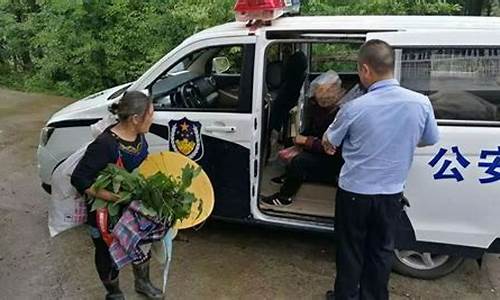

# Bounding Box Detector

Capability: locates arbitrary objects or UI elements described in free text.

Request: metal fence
[401,48,500,83]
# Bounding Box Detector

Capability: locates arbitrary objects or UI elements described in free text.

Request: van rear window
[400,48,500,122]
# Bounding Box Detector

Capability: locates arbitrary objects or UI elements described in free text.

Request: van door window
[150,44,254,113]
[311,43,359,74]
[400,48,500,122]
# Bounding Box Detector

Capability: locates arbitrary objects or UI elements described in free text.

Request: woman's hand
[294,135,308,146]
[85,187,120,202]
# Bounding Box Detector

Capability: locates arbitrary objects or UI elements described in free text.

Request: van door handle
[205,126,237,133]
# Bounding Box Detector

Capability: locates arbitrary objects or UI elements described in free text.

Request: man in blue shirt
[323,40,439,300]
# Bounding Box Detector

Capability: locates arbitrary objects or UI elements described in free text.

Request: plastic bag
[309,70,345,105]
[48,114,118,237]
[338,83,365,106]
[151,228,178,293]
[278,145,302,164]
[90,114,117,137]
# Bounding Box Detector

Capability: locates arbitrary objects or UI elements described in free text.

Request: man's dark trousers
[334,188,404,300]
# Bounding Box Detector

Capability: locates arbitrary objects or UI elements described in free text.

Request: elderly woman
[262,71,346,206]
[71,91,162,300]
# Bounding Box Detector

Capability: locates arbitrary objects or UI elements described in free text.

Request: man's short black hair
[358,39,395,75]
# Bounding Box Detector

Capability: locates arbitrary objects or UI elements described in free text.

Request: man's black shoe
[260,193,292,206]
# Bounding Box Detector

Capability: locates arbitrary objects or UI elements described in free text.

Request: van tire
[392,250,464,280]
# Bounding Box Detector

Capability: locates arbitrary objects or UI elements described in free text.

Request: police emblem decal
[168,117,204,161]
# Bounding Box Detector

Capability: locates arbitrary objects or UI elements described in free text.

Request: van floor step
[260,164,336,218]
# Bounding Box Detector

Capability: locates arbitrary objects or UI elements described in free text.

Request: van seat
[266,61,283,100]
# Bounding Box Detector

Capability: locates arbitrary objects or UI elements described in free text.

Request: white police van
[37,11,500,279]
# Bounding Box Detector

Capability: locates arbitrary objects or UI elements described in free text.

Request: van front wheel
[393,250,464,279]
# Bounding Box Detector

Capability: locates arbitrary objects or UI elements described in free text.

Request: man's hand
[294,135,308,146]
[322,133,336,156]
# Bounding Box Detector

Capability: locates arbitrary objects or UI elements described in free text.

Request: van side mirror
[212,57,231,74]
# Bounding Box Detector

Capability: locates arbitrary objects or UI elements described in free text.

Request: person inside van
[262,71,345,206]
[71,91,162,300]
[268,50,308,161]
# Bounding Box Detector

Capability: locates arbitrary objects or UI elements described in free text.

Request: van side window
[400,48,500,122]
[150,44,254,113]
[311,43,359,73]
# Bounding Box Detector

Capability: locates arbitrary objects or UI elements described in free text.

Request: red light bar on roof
[234,0,285,22]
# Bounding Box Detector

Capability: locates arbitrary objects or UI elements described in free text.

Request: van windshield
[107,84,132,100]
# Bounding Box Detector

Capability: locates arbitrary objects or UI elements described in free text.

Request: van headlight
[40,127,55,146]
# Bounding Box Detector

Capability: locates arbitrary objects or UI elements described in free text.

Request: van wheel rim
[394,250,450,270]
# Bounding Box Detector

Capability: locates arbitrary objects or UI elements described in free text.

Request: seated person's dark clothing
[264,101,343,206]
[280,151,342,197]
[301,102,340,153]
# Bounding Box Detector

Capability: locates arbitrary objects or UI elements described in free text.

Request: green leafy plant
[90,163,203,226]
[91,164,146,223]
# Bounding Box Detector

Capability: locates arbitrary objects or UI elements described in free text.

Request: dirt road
[1,87,499,299]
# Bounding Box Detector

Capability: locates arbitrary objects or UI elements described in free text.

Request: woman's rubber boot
[133,261,163,299]
[102,277,125,300]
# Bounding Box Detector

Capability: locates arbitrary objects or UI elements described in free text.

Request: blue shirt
[326,79,439,195]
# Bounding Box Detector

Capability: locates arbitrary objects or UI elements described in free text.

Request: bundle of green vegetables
[90,164,203,225]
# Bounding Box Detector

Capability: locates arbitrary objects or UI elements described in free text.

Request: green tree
[0,0,39,72]
[2,0,497,97]
[446,0,500,15]
[24,0,236,97]
[302,0,461,15]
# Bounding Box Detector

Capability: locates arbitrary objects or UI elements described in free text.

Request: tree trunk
[20,51,33,72]
[465,0,486,15]
[485,0,493,16]
[25,0,40,13]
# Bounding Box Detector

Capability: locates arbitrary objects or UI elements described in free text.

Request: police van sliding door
[368,31,500,249]
[144,37,257,220]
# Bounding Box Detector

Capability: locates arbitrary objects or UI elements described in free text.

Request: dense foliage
[91,163,202,225]
[0,0,498,98]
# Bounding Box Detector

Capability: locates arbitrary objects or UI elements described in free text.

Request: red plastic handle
[96,208,114,247]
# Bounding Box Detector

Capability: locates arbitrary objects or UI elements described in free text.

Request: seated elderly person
[262,71,346,206]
